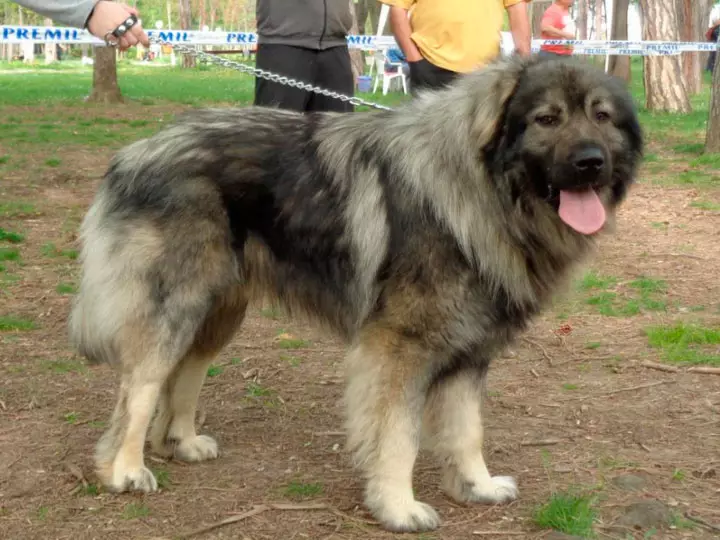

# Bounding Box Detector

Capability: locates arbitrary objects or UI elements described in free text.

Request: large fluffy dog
[69,55,642,532]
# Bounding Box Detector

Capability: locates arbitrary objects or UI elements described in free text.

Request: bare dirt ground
[1,105,719,540]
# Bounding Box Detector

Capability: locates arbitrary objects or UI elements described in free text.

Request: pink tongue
[558,188,606,235]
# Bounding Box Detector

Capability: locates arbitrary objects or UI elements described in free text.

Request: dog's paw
[371,499,442,533]
[445,473,519,504]
[108,465,158,493]
[174,435,219,462]
[465,476,519,504]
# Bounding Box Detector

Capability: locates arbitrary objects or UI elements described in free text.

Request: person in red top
[539,0,576,57]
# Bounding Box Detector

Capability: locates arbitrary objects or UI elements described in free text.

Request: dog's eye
[595,111,611,123]
[535,115,559,127]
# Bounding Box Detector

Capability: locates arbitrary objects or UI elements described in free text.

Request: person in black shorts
[254,0,355,113]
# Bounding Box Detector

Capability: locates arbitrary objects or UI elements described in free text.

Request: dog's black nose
[572,147,605,173]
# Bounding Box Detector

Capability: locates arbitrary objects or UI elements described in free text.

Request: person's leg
[409,58,458,95]
[254,44,313,111]
[309,45,355,113]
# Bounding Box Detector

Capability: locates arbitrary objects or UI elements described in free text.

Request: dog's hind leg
[96,342,176,493]
[344,329,440,533]
[422,363,518,505]
[150,289,248,462]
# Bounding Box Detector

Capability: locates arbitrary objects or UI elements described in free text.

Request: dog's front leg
[343,332,440,533]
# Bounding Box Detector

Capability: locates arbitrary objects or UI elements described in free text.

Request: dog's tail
[68,182,163,365]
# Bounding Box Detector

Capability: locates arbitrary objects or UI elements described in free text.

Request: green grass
[0,202,37,218]
[121,502,150,520]
[0,316,36,331]
[206,364,224,377]
[577,270,618,291]
[277,337,311,349]
[246,381,273,398]
[282,480,324,499]
[275,329,311,350]
[0,228,24,244]
[645,323,720,366]
[41,358,86,374]
[578,273,669,317]
[533,490,598,537]
[690,199,720,211]
[56,282,77,295]
[40,243,78,260]
[628,276,667,295]
[0,248,21,262]
[0,61,405,110]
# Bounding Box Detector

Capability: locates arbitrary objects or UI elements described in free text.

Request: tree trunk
[355,0,369,35]
[696,0,714,78]
[576,0,588,40]
[638,0,691,113]
[706,45,720,152]
[594,0,603,39]
[678,0,702,95]
[44,18,58,64]
[608,0,630,81]
[87,46,123,103]
[178,0,196,68]
[348,0,364,82]
[365,0,382,34]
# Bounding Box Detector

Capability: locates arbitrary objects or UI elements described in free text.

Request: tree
[576,0,588,40]
[87,46,124,103]
[706,46,720,152]
[638,0,691,113]
[178,0,196,67]
[677,0,708,96]
[348,0,364,81]
[608,0,630,81]
[43,18,57,64]
[593,0,604,39]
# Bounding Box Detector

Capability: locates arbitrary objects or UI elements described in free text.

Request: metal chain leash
[147,35,395,111]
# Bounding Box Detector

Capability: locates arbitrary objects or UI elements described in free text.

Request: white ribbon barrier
[1,25,718,56]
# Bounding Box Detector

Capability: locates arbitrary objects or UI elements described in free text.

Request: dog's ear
[467,57,526,147]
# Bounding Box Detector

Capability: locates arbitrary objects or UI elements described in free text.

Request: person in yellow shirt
[380,0,532,94]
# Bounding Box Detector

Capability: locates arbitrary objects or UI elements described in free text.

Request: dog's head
[468,55,643,236]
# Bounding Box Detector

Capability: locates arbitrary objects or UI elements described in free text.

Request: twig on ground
[530,368,540,378]
[637,442,652,453]
[472,531,526,536]
[684,511,720,532]
[177,503,330,539]
[639,360,679,373]
[561,380,673,401]
[313,431,345,437]
[520,439,563,447]
[687,367,720,375]
[522,337,555,366]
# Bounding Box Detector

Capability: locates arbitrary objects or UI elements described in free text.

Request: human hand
[87,1,150,50]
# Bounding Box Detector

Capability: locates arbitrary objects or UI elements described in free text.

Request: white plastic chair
[371,49,408,96]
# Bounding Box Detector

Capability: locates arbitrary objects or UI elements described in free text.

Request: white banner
[1,25,718,56]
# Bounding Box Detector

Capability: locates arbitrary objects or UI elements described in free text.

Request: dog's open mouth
[557,186,606,235]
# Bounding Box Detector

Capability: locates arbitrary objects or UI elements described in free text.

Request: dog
[68,54,643,532]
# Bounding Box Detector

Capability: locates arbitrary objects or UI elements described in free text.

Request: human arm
[386,4,423,62]
[12,0,149,50]
[540,22,575,39]
[506,1,532,56]
[539,8,575,40]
